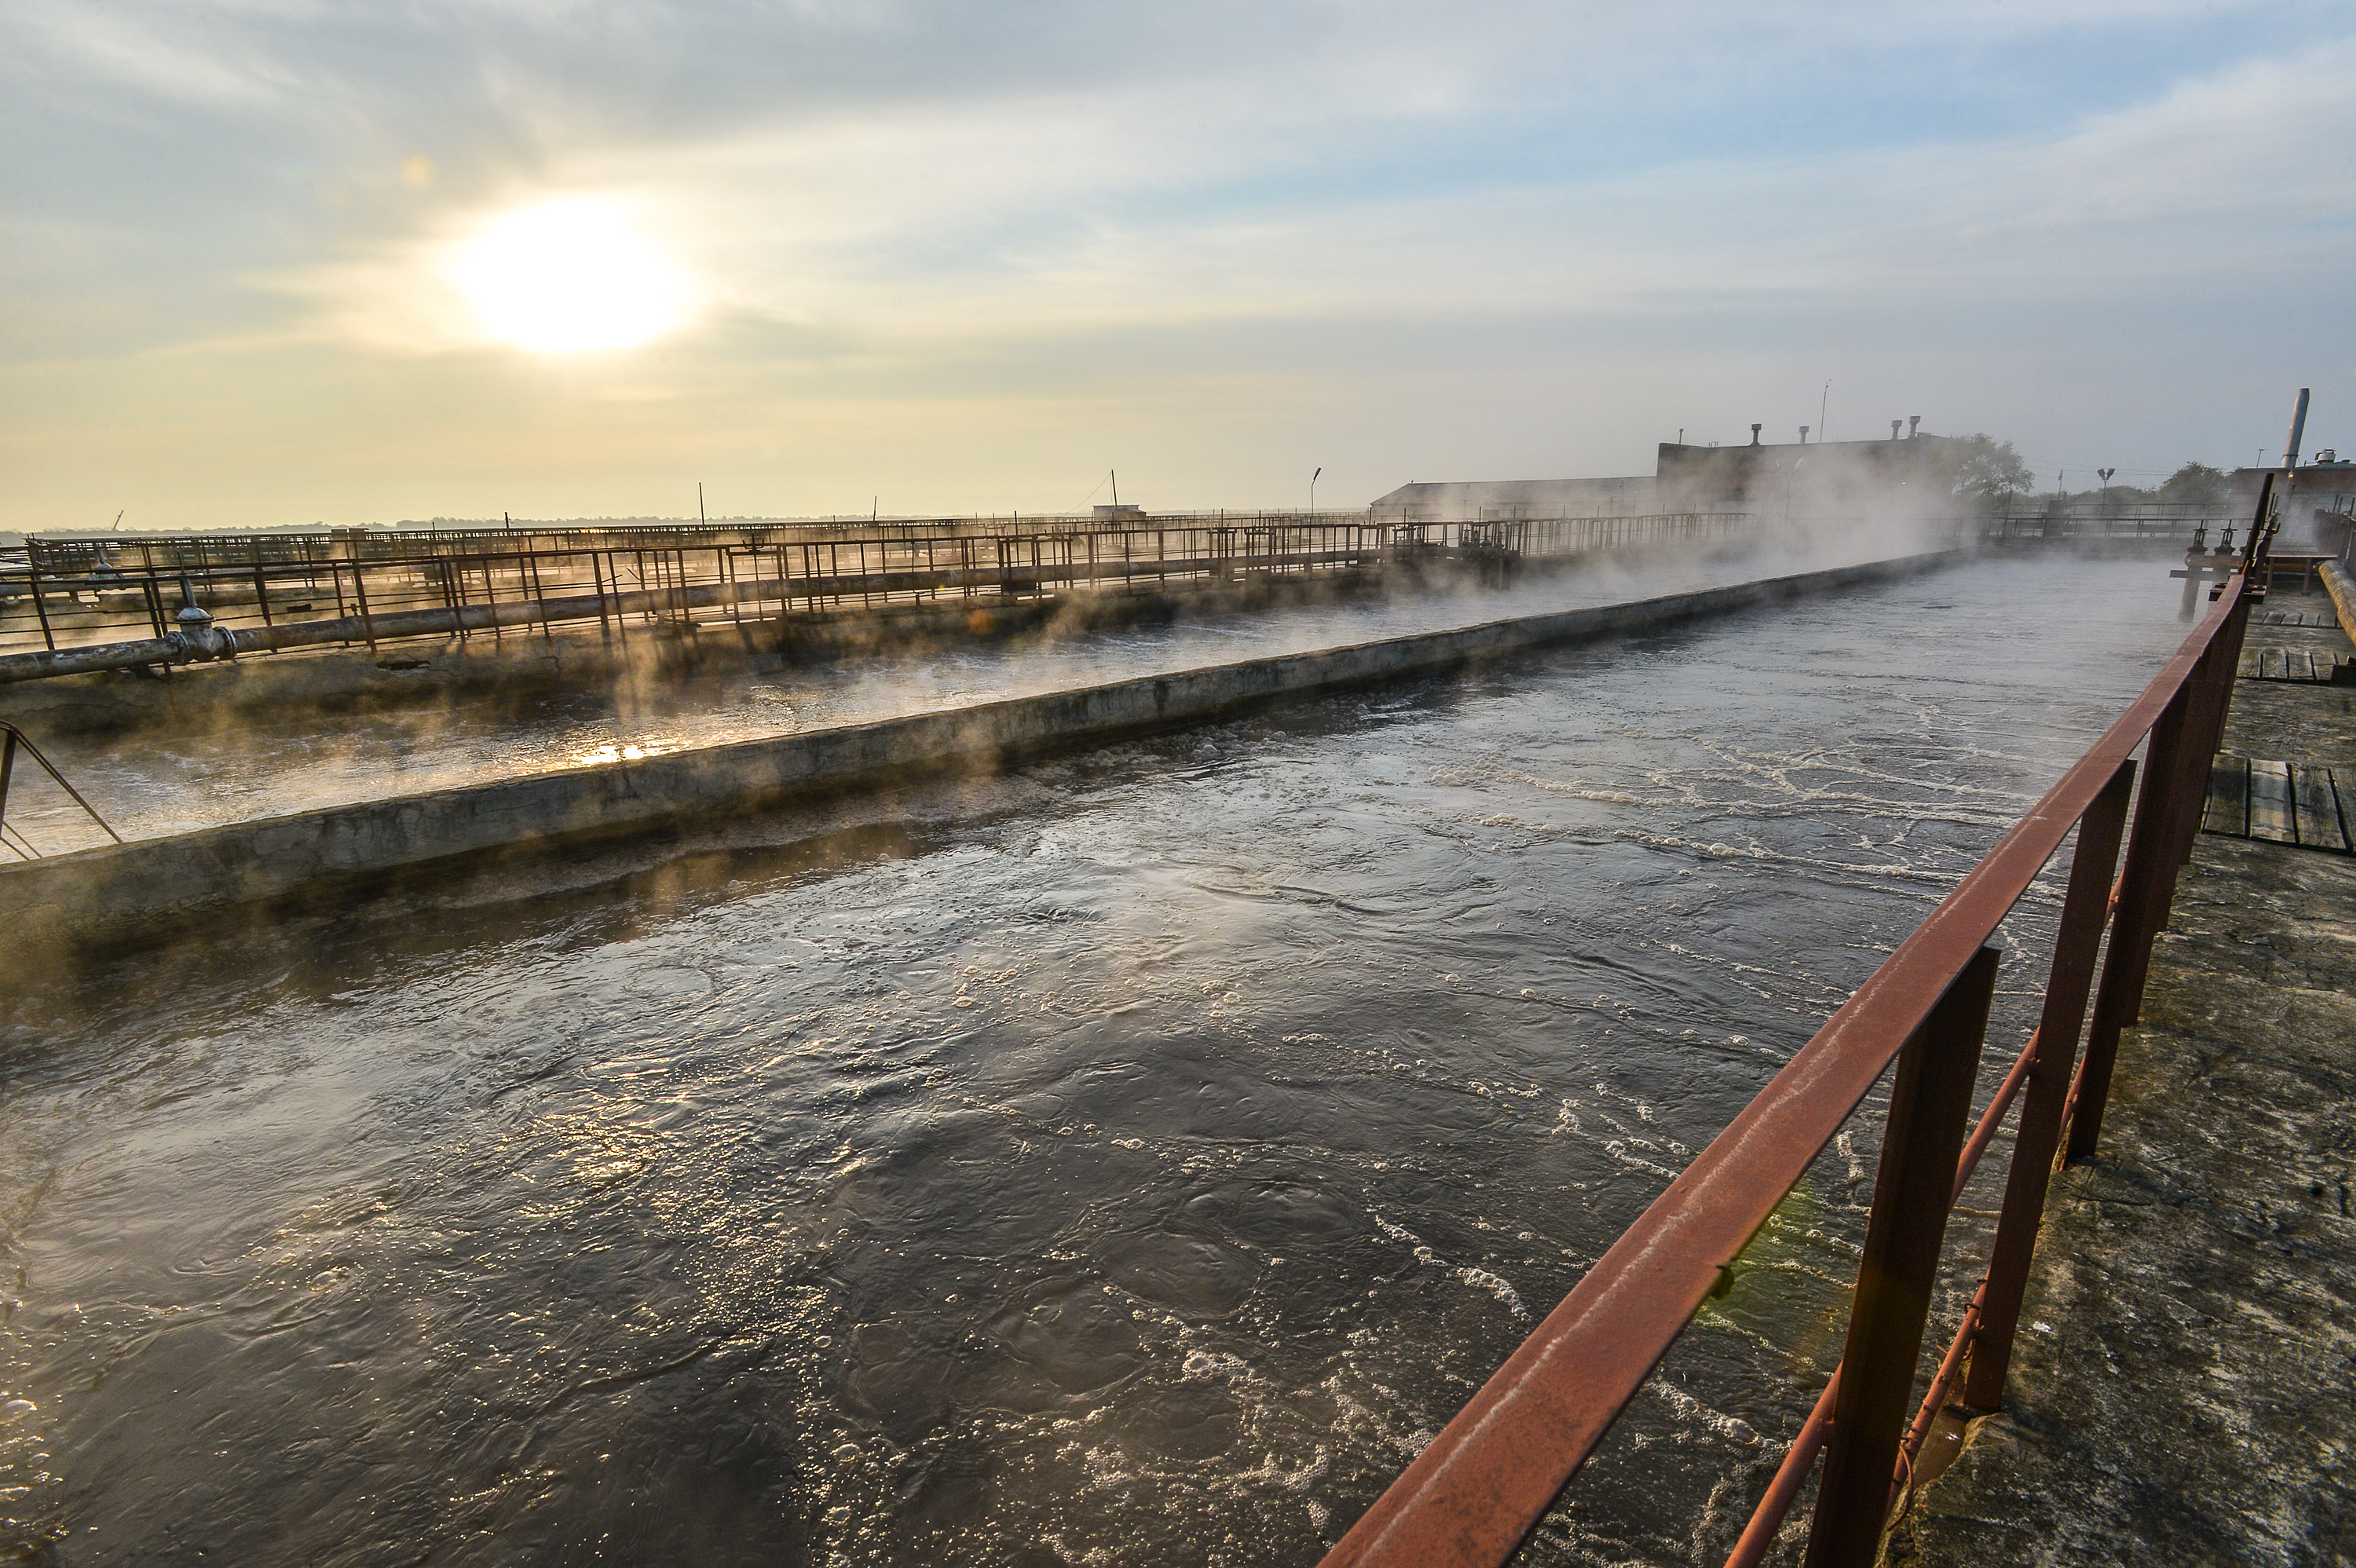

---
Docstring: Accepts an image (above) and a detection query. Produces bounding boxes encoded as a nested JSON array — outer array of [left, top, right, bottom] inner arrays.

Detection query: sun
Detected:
[[452, 200, 693, 353]]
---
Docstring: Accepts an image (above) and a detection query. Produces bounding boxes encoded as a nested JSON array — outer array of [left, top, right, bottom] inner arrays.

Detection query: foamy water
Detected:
[[0, 552, 2194, 1566]]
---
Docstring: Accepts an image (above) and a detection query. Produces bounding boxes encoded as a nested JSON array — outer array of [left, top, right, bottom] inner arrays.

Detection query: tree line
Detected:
[[1932, 436, 2231, 512]]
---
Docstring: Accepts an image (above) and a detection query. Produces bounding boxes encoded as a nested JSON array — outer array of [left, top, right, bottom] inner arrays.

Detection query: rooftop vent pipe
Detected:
[[1908, 415, 1921, 439], [1799, 426, 1810, 444], [1750, 424, 1762, 445], [1890, 419, 1903, 440]]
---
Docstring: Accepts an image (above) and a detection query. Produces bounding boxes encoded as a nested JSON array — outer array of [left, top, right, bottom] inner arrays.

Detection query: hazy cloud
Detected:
[[3, 1, 2351, 524]]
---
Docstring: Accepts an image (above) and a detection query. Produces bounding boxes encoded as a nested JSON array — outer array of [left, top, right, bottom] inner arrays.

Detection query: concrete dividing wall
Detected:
[[0, 550, 1963, 941]]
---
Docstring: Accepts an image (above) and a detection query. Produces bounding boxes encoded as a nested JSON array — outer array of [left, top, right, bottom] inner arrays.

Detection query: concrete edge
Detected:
[[0, 550, 1967, 940]]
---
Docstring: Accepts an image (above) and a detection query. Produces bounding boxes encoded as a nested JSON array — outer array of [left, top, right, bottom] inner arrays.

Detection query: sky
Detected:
[[4, 1, 2354, 528]]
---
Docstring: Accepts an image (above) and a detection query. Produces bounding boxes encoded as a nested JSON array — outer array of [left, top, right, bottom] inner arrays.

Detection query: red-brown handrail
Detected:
[[1320, 498, 2270, 1568]]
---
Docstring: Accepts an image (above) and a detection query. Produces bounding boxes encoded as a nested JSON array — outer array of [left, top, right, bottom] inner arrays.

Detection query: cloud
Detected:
[[263, 24, 2354, 356], [2, 0, 2352, 524]]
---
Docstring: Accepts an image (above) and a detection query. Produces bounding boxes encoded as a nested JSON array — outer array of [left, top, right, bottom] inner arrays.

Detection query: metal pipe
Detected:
[[1722, 1371, 1842, 1568], [1890, 1281, 1985, 1511]]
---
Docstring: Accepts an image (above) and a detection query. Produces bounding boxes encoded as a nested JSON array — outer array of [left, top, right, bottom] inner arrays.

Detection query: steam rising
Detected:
[[5, 514, 1973, 851]]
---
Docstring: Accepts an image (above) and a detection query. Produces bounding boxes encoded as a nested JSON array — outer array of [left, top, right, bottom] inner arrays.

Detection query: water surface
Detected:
[[0, 553, 2194, 1566]]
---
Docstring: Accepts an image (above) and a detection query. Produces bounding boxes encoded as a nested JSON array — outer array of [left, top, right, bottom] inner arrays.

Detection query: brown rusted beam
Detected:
[[1966, 759, 2135, 1408], [1803, 945, 1997, 1568], [1722, 1006, 2038, 1568], [2068, 685, 2190, 1161]]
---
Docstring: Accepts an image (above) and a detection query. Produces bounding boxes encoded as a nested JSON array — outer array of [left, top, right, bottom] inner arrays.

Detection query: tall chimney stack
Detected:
[[1750, 424, 1762, 445], [1908, 415, 1920, 439], [1890, 419, 1902, 440], [2283, 388, 2310, 470], [1799, 426, 1810, 444]]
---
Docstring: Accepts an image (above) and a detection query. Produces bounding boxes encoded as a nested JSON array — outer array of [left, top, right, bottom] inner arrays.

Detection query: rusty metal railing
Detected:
[[1320, 484, 2277, 1568], [0, 512, 1762, 683]]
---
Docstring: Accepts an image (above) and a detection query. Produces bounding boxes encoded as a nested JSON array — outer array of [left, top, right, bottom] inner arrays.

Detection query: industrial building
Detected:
[[1373, 420, 1955, 521]]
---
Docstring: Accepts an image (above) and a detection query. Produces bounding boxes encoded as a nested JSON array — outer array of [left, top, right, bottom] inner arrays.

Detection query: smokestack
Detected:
[[1799, 426, 1810, 444], [1750, 424, 1762, 445], [2284, 388, 2310, 470], [1908, 415, 1920, 439], [1890, 419, 1902, 440]]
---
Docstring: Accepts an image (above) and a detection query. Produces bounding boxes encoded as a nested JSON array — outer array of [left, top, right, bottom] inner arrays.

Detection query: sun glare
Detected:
[[452, 201, 692, 353]]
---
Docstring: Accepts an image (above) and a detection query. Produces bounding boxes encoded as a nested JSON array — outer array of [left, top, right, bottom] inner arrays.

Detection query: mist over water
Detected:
[[1, 553, 2193, 1566], [13, 531, 1945, 846]]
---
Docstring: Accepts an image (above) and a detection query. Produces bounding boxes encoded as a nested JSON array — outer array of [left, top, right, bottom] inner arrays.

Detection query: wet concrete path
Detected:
[[1894, 587, 2356, 1566]]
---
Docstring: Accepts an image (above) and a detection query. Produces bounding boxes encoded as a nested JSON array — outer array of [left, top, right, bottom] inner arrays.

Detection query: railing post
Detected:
[[0, 727, 16, 842], [349, 560, 378, 653], [1804, 946, 1999, 1568], [2168, 592, 2253, 868], [2067, 579, 2250, 1161], [26, 563, 55, 651], [1963, 762, 2135, 1411], [2065, 679, 2190, 1162]]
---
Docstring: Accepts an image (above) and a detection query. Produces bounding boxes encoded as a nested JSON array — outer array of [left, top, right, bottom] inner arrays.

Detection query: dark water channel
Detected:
[[1, 554, 2193, 1566]]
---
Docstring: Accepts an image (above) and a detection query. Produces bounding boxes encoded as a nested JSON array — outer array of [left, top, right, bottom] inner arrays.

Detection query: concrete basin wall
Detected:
[[0, 550, 1963, 943]]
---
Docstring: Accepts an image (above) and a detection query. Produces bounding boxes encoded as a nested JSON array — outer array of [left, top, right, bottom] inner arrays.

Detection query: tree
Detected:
[[2159, 462, 2227, 510], [1931, 434, 2034, 509]]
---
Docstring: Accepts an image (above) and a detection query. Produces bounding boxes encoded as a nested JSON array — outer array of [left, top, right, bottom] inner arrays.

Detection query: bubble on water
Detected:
[[1457, 1266, 1527, 1319], [1180, 1350, 1249, 1381], [1649, 1377, 1758, 1446]]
